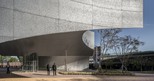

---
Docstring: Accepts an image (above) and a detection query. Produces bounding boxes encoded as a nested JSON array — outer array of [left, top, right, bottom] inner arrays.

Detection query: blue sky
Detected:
[[94, 0, 154, 51]]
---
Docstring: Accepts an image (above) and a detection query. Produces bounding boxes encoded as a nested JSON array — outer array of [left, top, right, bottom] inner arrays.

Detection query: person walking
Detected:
[[52, 63, 57, 76], [46, 64, 50, 75]]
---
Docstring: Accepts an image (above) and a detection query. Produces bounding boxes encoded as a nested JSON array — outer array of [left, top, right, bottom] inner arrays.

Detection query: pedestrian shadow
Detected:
[[33, 74, 49, 76]]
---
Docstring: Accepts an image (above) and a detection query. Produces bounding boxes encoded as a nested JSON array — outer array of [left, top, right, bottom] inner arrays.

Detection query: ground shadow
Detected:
[[33, 74, 49, 76], [0, 72, 29, 78], [0, 68, 29, 78]]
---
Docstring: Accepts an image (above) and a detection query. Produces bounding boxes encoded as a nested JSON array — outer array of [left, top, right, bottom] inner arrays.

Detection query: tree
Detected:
[[9, 57, 18, 62], [0, 55, 2, 63], [18, 56, 23, 62], [0, 56, 11, 62], [112, 36, 144, 72], [98, 29, 122, 72], [147, 57, 154, 71], [104, 59, 113, 71]]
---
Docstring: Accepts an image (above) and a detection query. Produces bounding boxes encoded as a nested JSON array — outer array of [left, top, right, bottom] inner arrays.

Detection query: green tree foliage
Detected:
[[9, 57, 18, 62], [0, 55, 19, 62], [0, 55, 2, 63]]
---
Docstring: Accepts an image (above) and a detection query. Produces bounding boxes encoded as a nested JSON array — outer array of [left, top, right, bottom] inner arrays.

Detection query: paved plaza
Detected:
[[0, 69, 154, 81]]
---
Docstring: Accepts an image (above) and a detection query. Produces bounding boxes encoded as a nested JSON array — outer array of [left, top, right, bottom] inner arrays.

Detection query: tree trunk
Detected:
[[141, 65, 143, 72], [124, 65, 127, 71], [98, 59, 102, 73], [105, 65, 107, 72], [121, 64, 124, 73], [110, 65, 111, 70], [98, 64, 102, 73]]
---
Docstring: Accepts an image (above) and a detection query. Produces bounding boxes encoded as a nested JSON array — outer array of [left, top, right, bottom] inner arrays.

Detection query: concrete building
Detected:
[[0, 31, 94, 71], [0, 0, 143, 71]]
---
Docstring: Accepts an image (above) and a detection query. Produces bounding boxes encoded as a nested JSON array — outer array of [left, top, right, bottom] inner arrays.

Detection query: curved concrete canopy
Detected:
[[0, 0, 143, 43], [0, 31, 94, 56]]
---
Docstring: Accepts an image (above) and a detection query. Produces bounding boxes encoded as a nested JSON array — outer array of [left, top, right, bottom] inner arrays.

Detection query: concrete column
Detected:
[[23, 54, 27, 71], [65, 50, 67, 71]]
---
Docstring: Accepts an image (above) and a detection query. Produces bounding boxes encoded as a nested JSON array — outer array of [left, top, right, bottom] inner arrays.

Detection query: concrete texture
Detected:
[[0, 0, 143, 43]]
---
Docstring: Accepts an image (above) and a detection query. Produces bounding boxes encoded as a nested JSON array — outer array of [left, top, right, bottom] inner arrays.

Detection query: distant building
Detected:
[[100, 51, 154, 71]]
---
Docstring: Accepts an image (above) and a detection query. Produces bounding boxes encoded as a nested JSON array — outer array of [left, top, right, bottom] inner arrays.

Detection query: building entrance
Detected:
[[24, 53, 38, 72]]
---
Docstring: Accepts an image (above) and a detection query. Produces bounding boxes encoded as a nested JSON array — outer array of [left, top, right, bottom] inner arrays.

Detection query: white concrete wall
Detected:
[[82, 31, 94, 49], [58, 57, 89, 71], [0, 0, 143, 43], [39, 56, 89, 71]]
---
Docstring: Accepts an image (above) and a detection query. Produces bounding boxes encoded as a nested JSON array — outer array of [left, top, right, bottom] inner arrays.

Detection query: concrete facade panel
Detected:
[[93, 25, 112, 29], [72, 0, 92, 4], [122, 11, 143, 27], [14, 0, 59, 18], [0, 0, 13, 9], [122, 0, 143, 11], [59, 20, 75, 32], [0, 8, 13, 37], [14, 11, 59, 39], [59, 20, 93, 32], [93, 6, 122, 27], [14, 11, 37, 38], [38, 0, 59, 18], [73, 23, 92, 31], [59, 0, 92, 24], [93, 0, 122, 10]]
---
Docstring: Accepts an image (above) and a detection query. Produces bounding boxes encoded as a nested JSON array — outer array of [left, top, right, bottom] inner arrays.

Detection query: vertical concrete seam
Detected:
[[58, 0, 60, 32], [13, 0, 15, 40], [121, 0, 123, 28], [92, 0, 94, 30]]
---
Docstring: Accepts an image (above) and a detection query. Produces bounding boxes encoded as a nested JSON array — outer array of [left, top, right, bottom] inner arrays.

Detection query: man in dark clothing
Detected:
[[6, 62, 10, 74], [46, 64, 50, 75], [52, 63, 57, 76]]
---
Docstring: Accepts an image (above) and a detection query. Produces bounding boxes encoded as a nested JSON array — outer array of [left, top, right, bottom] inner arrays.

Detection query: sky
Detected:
[[94, 0, 154, 51]]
